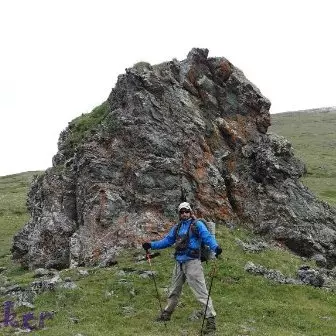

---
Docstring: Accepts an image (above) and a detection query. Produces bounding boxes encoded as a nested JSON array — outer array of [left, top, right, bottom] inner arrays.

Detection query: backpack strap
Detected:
[[174, 221, 183, 239], [190, 219, 200, 238], [174, 219, 195, 257], [191, 219, 213, 262], [174, 219, 197, 237], [191, 219, 202, 260]]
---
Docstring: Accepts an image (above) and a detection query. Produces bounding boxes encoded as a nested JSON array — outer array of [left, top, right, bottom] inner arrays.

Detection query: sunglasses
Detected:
[[179, 209, 190, 214]]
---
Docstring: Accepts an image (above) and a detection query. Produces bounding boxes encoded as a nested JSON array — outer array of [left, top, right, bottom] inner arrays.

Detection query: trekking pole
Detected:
[[200, 259, 218, 335], [145, 249, 167, 329]]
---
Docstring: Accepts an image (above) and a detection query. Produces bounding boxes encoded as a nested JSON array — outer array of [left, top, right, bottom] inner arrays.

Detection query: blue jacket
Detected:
[[150, 218, 219, 263]]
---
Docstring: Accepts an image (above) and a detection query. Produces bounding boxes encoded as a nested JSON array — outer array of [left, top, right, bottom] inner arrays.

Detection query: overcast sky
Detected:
[[1, 0, 335, 177]]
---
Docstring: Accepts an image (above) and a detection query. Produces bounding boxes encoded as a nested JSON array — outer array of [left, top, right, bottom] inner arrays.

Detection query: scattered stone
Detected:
[[121, 306, 135, 316], [0, 274, 9, 287], [116, 268, 156, 279], [98, 251, 118, 268], [104, 290, 114, 298], [78, 269, 89, 276], [311, 254, 327, 268], [235, 238, 268, 253], [129, 287, 136, 298], [3, 284, 23, 294], [225, 222, 236, 230], [244, 261, 330, 288], [244, 262, 300, 285], [34, 268, 52, 278], [60, 281, 77, 290], [69, 316, 80, 324], [14, 328, 32, 334], [15, 301, 35, 309], [138, 270, 156, 279], [117, 279, 129, 284], [13, 289, 36, 308], [31, 280, 56, 293], [134, 254, 146, 262], [297, 265, 325, 287]]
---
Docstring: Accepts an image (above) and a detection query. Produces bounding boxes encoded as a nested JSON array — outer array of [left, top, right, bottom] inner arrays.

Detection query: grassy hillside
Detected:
[[0, 172, 42, 264], [1, 111, 336, 335], [1, 212, 335, 335], [269, 108, 336, 205]]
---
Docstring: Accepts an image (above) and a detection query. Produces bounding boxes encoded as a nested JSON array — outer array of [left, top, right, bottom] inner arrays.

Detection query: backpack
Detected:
[[174, 218, 216, 262]]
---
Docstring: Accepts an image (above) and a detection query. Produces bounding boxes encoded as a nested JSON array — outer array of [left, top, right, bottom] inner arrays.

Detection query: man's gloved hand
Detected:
[[142, 242, 151, 251], [215, 246, 222, 258]]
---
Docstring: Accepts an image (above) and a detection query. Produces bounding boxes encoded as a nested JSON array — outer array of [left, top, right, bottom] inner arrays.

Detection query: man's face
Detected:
[[179, 208, 191, 220]]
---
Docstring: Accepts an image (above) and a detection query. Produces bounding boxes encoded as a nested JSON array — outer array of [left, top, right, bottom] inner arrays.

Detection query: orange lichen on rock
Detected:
[[219, 60, 233, 80]]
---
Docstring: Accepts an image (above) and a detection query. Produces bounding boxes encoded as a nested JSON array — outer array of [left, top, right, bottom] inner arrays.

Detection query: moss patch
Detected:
[[65, 101, 110, 150]]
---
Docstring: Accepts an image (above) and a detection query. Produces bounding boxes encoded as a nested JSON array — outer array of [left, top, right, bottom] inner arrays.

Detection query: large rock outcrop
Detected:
[[12, 48, 336, 269]]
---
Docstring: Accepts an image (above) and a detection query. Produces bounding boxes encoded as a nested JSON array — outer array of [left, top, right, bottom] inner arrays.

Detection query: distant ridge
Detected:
[[275, 106, 336, 115], [270, 107, 336, 208], [0, 171, 43, 178]]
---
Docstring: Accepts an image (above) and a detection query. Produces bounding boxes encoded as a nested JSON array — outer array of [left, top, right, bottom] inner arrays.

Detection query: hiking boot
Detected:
[[204, 316, 216, 334], [155, 310, 171, 322]]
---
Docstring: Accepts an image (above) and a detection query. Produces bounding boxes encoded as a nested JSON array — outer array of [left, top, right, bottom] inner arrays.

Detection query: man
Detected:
[[142, 202, 222, 335]]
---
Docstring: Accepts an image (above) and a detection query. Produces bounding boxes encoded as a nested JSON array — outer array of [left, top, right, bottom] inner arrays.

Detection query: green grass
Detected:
[[0, 172, 42, 265], [270, 109, 336, 205], [65, 101, 109, 151], [1, 228, 335, 335], [1, 110, 336, 335], [0, 171, 42, 215]]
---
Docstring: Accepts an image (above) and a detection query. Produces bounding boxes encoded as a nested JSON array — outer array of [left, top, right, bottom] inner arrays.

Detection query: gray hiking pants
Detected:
[[164, 259, 216, 318]]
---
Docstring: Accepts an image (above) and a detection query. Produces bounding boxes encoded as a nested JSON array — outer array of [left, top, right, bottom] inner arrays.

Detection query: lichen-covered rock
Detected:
[[11, 48, 336, 269], [244, 262, 329, 288]]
